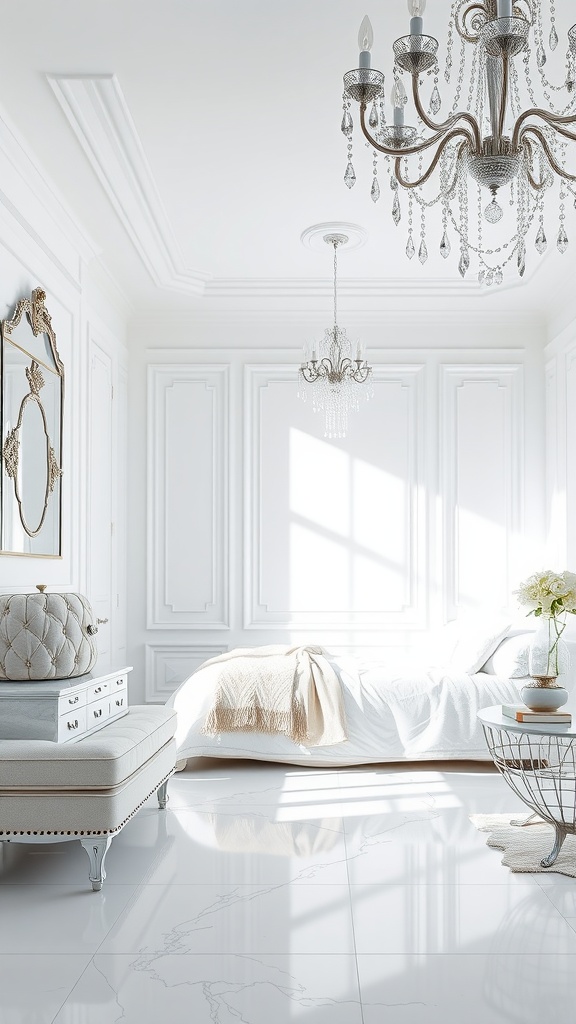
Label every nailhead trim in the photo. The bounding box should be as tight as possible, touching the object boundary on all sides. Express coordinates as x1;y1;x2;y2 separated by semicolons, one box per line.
0;767;174;837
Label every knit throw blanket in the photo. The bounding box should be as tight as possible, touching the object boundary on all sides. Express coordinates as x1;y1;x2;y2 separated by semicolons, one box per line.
201;644;347;747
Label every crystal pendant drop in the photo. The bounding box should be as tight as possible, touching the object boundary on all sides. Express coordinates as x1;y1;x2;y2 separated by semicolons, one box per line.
549;24;558;51
418;239;428;264
439;230;451;259
535;224;547;253
369;100;379;128
537;45;546;68
392;193;401;225
495;269;503;285
478;269;485;285
429;85;441;116
458;249;470;277
557;226;569;253
406;235;415;259
485;270;494;286
341;109;353;137
344;161;356;188
517;242;526;277
371;175;380;202
390;175;398;191
484;199;503;224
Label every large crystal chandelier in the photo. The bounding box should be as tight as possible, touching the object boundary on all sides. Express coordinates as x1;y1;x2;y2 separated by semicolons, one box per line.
341;1;576;284
299;233;372;439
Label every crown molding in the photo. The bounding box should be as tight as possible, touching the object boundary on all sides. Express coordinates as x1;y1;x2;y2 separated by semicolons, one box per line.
48;73;211;297
0;104;99;284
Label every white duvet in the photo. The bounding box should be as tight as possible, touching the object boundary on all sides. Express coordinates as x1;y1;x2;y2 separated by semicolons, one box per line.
167;653;525;766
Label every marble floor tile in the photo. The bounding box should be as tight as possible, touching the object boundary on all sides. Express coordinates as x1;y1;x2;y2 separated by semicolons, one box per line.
144;808;350;884
343;808;541;886
99;883;355;955
350;882;576;954
53;954;364;1024
2;759;574;1022
0;884;138;954
0;954;91;1024
356;953;576;1024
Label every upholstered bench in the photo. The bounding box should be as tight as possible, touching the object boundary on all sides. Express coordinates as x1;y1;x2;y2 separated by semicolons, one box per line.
0;705;177;890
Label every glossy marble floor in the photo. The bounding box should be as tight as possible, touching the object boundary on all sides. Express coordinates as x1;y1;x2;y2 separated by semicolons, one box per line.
1;759;576;1023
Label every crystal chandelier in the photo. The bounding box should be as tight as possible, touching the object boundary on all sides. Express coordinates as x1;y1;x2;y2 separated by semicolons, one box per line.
341;1;576;284
299;233;372;439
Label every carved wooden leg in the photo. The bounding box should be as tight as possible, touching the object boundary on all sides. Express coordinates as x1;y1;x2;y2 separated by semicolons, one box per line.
157;779;169;809
80;836;113;891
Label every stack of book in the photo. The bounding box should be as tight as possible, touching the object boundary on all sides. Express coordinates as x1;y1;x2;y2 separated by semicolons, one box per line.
501;704;572;724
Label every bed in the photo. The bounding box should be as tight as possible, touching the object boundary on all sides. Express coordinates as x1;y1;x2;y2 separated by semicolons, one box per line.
166;624;576;767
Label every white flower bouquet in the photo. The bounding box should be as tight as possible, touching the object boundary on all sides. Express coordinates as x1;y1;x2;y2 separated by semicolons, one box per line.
514;570;576;676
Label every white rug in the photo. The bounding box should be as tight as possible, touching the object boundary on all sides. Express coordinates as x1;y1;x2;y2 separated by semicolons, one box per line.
470;813;576;877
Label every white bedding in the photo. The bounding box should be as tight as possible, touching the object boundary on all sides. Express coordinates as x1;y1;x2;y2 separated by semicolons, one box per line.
167;653;526;766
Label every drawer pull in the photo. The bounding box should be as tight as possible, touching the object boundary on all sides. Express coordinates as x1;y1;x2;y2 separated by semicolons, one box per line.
68;696;79;705
115;679;124;686
93;686;102;695
67;719;79;731
115;698;124;707
93;709;103;718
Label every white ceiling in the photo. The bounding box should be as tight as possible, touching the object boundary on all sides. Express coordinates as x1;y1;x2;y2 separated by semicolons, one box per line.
0;0;574;321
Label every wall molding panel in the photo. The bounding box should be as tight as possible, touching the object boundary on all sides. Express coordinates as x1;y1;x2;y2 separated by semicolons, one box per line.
145;643;228;702
243;363;427;631
440;364;524;620
147;364;229;629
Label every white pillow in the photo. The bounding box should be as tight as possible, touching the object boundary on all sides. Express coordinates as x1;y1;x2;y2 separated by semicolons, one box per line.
482;630;570;677
446;616;512;674
481;633;531;677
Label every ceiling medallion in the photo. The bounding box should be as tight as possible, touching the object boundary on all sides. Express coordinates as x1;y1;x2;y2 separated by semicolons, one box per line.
341;1;576;285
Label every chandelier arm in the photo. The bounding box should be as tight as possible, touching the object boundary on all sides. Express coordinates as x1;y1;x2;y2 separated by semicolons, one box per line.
512;109;576;150
521;127;576;182
411;74;482;151
544;122;576;146
359;103;468;160
394;134;470;189
522;138;549;191
455;2;491;44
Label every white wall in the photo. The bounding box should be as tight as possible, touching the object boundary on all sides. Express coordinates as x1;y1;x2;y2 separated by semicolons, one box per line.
0;113;129;669
128;315;546;703
545;314;576;572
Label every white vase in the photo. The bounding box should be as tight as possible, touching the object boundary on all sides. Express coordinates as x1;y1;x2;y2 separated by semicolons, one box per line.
520;682;569;712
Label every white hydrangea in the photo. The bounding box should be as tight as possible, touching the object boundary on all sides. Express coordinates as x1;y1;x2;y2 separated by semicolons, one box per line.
514;570;576;619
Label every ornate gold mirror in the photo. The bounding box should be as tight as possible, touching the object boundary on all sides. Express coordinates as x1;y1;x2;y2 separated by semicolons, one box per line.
0;288;64;556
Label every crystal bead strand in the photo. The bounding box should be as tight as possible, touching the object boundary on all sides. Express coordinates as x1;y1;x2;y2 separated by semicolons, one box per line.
558;169;569;253
371;150;380;203
439;150;451;259
406;178;415;259
341;92;356;188
458;169;469;276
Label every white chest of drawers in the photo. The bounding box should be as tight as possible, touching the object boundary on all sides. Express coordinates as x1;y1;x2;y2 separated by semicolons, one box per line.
0;666;132;742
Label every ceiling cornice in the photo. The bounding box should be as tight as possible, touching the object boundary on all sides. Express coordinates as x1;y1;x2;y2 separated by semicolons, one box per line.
47;73;211;297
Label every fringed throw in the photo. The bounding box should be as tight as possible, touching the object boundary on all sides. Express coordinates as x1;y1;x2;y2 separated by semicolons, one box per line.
201;645;347;747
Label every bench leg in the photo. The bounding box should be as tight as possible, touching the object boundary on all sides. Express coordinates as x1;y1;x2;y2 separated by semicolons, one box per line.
157;779;169;809
80;836;113;891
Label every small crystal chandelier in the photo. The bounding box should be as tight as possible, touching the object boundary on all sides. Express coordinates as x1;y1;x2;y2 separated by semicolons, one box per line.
341;2;576;284
299;233;372;439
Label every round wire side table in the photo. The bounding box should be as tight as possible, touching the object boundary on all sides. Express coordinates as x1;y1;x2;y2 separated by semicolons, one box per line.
478;707;576;868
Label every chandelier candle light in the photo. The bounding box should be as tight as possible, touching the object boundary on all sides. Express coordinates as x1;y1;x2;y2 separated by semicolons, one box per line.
341;2;576;283
299;234;372;439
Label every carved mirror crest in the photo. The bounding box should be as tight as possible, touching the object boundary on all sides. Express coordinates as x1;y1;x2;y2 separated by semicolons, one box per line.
0;288;64;557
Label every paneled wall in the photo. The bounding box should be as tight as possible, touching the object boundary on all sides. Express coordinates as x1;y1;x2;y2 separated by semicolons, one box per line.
0;113;129;668
128;319;545;704
545;316;576;572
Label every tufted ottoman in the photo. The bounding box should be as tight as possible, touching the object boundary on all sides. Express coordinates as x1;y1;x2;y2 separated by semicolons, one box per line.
0;705;177;889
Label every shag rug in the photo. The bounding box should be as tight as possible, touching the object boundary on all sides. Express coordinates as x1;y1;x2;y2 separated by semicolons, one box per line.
470;813;576;877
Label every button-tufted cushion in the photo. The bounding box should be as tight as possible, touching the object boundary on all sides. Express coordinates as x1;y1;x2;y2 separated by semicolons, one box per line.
0;593;98;680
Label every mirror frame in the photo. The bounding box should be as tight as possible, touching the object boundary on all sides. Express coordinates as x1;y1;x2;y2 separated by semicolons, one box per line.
0;288;64;557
